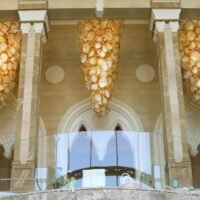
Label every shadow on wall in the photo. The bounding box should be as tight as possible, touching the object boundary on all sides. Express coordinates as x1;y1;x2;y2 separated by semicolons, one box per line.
0;145;13;191
190;145;200;188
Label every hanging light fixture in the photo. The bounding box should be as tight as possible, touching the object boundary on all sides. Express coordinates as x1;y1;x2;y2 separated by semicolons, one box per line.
0;22;21;105
179;20;200;104
79;19;123;116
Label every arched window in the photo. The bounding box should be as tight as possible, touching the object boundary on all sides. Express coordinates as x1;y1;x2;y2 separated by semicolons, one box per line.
79;125;87;132
115;124;122;131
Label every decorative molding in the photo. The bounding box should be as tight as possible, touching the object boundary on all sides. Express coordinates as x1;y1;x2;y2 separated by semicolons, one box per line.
38;117;47;167
169;21;179;32
57;98;144;133
21;22;46;34
150;8;181;40
188;133;200;157
18;10;49;29
0;100;47;163
0;104;17;158
136;64;155;83
155;105;200;157
20;23;31;33
152;8;181;21
45;65;65;84
155;21;166;32
154;113;163;135
18;10;49;43
153;113;166;186
33;23;44;33
184;98;200;157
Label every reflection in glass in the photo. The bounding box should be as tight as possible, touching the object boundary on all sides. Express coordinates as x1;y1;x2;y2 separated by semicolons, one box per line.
55;131;152;189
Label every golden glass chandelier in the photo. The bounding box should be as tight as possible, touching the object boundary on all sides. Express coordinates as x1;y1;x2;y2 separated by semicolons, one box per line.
0;22;21;105
179;20;200;104
79;19;123;116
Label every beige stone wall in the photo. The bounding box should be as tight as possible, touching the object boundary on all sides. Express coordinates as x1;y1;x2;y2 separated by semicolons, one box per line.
47;0;200;9
40;23;161;135
48;0;96;8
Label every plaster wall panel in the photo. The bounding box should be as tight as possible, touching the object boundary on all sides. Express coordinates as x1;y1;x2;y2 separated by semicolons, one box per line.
104;0;150;8
0;0;18;10
40;24;161;135
182;0;200;8
48;0;96;9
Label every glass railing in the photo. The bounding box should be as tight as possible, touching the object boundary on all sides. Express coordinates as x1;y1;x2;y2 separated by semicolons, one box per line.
55;131;153;189
0;131;199;195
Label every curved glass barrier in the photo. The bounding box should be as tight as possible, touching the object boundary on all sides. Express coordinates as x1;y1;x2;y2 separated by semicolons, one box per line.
0;131;199;194
55;131;153;189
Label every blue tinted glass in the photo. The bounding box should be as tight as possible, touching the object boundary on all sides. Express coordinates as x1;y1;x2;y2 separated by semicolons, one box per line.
69;132;91;171
91;131;116;167
117;131;135;168
106;176;117;187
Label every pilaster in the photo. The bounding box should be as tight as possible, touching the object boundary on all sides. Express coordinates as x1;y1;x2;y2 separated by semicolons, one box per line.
151;9;193;187
10;10;49;191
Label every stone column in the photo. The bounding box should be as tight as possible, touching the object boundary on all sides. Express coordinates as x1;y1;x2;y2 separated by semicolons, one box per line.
10;10;49;191
151;9;193;187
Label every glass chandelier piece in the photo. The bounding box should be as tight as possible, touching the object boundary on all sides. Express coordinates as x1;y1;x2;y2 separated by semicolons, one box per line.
179;20;200;104
0;22;21;106
79;19;123;116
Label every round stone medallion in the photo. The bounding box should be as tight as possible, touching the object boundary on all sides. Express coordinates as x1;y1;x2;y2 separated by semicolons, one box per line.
136;64;155;83
45;65;65;84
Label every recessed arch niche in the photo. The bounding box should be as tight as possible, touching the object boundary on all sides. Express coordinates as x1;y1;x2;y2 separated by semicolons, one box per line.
57;98;144;133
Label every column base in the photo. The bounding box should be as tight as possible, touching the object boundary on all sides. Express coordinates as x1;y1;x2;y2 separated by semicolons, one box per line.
10;161;36;191
166;159;193;188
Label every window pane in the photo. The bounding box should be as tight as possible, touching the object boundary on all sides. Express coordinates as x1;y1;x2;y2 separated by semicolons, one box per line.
117;131;135;168
69;132;91;171
91;131;116;167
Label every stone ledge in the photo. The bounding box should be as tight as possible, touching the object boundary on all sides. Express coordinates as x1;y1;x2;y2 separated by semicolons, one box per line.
1;188;200;200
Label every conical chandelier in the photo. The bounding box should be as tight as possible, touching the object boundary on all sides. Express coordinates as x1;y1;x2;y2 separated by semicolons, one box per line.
0;22;21;106
79;19;123;116
179;20;200;104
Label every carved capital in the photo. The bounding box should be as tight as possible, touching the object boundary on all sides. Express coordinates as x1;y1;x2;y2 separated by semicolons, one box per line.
188;132;200;157
169;21;179;32
18;10;49;42
150;9;180;42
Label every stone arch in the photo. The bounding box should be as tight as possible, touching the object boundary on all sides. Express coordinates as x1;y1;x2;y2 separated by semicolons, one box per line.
184;97;200;157
0;104;47;167
38;117;48;167
153;113;166;187
0;103;16;159
57;98;144;133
